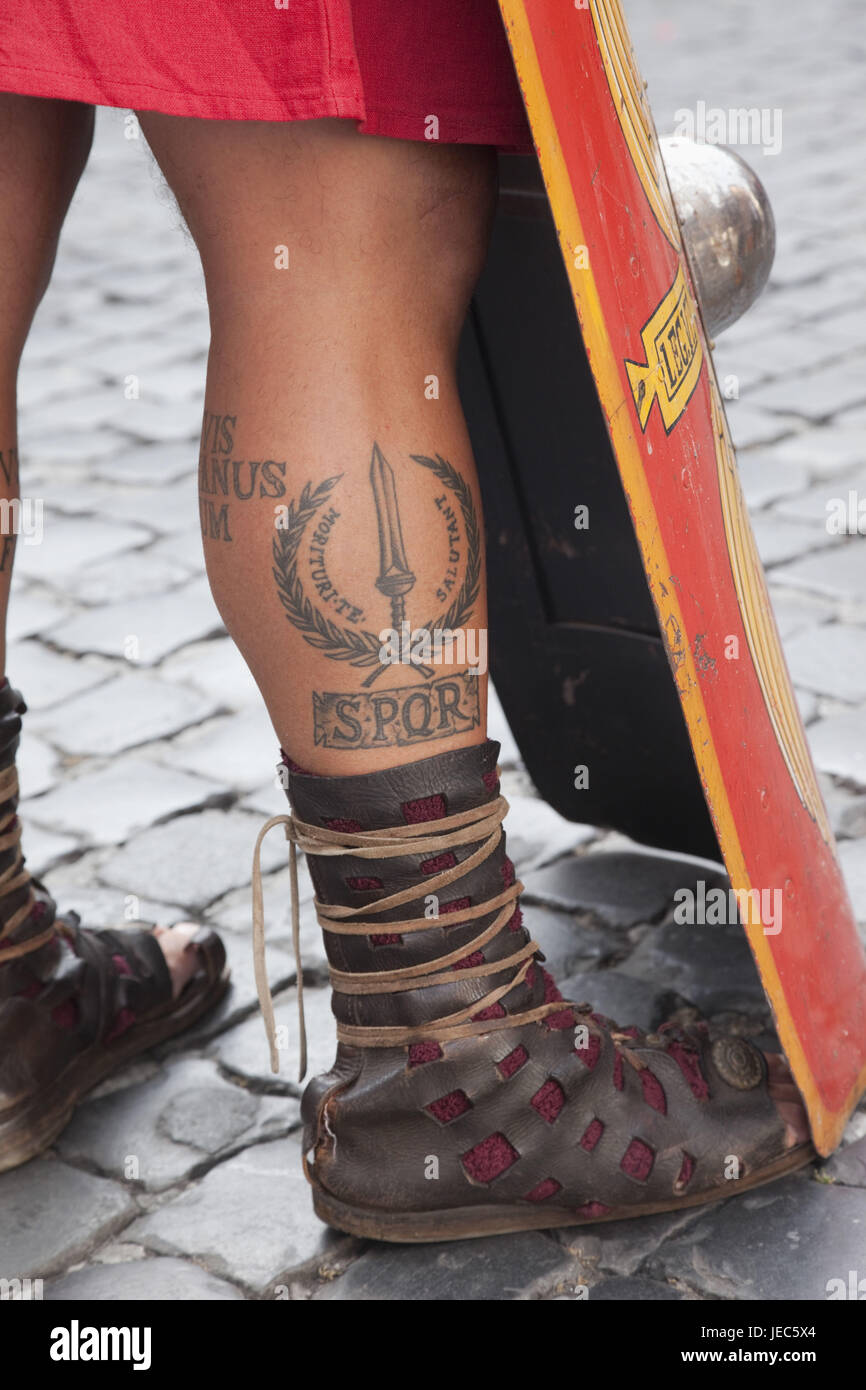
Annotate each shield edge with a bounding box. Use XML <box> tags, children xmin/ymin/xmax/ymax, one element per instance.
<box><xmin>496</xmin><ymin>0</ymin><xmax>866</xmax><ymax>1154</ymax></box>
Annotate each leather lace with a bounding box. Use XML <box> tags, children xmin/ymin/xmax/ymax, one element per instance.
<box><xmin>0</xmin><ymin>764</ymin><xmax>53</xmax><ymax>961</ymax></box>
<box><xmin>251</xmin><ymin>794</ymin><xmax>573</xmax><ymax>1081</ymax></box>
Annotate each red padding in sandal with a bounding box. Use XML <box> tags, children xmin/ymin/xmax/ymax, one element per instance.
<box><xmin>497</xmin><ymin>1044</ymin><xmax>528</xmax><ymax>1078</ymax></box>
<box><xmin>401</xmin><ymin>795</ymin><xmax>446</xmax><ymax>824</ymax></box>
<box><xmin>580</xmin><ymin>1118</ymin><xmax>604</xmax><ymax>1151</ymax></box>
<box><xmin>461</xmin><ymin>1132</ymin><xmax>519</xmax><ymax>1184</ymax></box>
<box><xmin>667</xmin><ymin>1041</ymin><xmax>710</xmax><ymax>1100</ymax></box>
<box><xmin>640</xmin><ymin>1069</ymin><xmax>667</xmax><ymax>1114</ymax></box>
<box><xmin>524</xmin><ymin>1177</ymin><xmax>562</xmax><ymax>1202</ymax></box>
<box><xmin>426</xmin><ymin>1089</ymin><xmax>472</xmax><ymax>1124</ymax></box>
<box><xmin>530</xmin><ymin>1078</ymin><xmax>566</xmax><ymax>1124</ymax></box>
<box><xmin>577</xmin><ymin>1200</ymin><xmax>610</xmax><ymax>1218</ymax></box>
<box><xmin>620</xmin><ymin>1138</ymin><xmax>655</xmax><ymax>1182</ymax></box>
<box><xmin>408</xmin><ymin>1042</ymin><xmax>443</xmax><ymax>1067</ymax></box>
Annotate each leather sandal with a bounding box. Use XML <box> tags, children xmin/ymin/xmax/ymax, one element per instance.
<box><xmin>253</xmin><ymin>739</ymin><xmax>814</xmax><ymax>1242</ymax></box>
<box><xmin>0</xmin><ymin>681</ymin><xmax>229</xmax><ymax>1172</ymax></box>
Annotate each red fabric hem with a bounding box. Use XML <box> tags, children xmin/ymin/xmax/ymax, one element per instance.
<box><xmin>0</xmin><ymin>63</ymin><xmax>532</xmax><ymax>151</ymax></box>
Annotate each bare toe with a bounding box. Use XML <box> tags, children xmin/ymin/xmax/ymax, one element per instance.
<box><xmin>152</xmin><ymin>922</ymin><xmax>202</xmax><ymax>999</ymax></box>
<box><xmin>764</xmin><ymin>1052</ymin><xmax>810</xmax><ymax>1148</ymax></box>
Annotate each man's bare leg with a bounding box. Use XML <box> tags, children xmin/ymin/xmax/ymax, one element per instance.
<box><xmin>0</xmin><ymin>94</ymin><xmax>201</xmax><ymax>995</ymax></box>
<box><xmin>139</xmin><ymin>113</ymin><xmax>807</xmax><ymax>1143</ymax></box>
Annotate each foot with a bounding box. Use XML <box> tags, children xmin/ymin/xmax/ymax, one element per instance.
<box><xmin>152</xmin><ymin>922</ymin><xmax>210</xmax><ymax>999</ymax></box>
<box><xmin>766</xmin><ymin>1052</ymin><xmax>810</xmax><ymax>1147</ymax></box>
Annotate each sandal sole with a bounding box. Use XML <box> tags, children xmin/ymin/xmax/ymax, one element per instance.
<box><xmin>309</xmin><ymin>1142</ymin><xmax>815</xmax><ymax>1242</ymax></box>
<box><xmin>0</xmin><ymin>966</ymin><xmax>229</xmax><ymax>1173</ymax></box>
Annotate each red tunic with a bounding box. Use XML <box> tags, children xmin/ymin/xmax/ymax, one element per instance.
<box><xmin>0</xmin><ymin>0</ymin><xmax>532</xmax><ymax>150</ymax></box>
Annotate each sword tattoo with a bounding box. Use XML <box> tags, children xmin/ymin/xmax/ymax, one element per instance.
<box><xmin>370</xmin><ymin>442</ymin><xmax>417</xmax><ymax>628</ymax></box>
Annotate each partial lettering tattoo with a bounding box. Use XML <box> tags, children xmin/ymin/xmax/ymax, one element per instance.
<box><xmin>313</xmin><ymin>671</ymin><xmax>480</xmax><ymax>749</ymax></box>
<box><xmin>198</xmin><ymin>411</ymin><xmax>288</xmax><ymax>543</ymax></box>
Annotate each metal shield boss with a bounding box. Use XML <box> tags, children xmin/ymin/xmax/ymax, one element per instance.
<box><xmin>465</xmin><ymin>0</ymin><xmax>866</xmax><ymax>1153</ymax></box>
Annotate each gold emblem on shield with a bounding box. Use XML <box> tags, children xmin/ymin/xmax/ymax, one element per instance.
<box><xmin>625</xmin><ymin>266</ymin><xmax>704</xmax><ymax>433</ymax></box>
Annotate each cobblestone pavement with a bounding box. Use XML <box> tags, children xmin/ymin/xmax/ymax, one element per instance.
<box><xmin>1</xmin><ymin>0</ymin><xmax>865</xmax><ymax>1302</ymax></box>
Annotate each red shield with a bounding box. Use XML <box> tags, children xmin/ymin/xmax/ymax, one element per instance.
<box><xmin>496</xmin><ymin>0</ymin><xmax>866</xmax><ymax>1153</ymax></box>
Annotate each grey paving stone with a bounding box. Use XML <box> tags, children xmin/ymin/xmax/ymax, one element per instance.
<box><xmin>92</xmin><ymin>441</ymin><xmax>200</xmax><ymax>486</ymax></box>
<box><xmin>26</xmin><ymin>755</ymin><xmax>225</xmax><ymax>846</ymax></box>
<box><xmin>752</xmin><ymin>362</ymin><xmax>866</xmax><ymax>420</ymax></box>
<box><xmin>57</xmin><ymin>1057</ymin><xmax>298</xmax><ymax>1191</ymax></box>
<box><xmin>767</xmin><ymin>589</ymin><xmax>834</xmax><ymax>639</ymax></box>
<box><xmin>502</xmin><ymin>795</ymin><xmax>596</xmax><ymax>872</ymax></box>
<box><xmin>0</xmin><ymin>1159</ymin><xmax>137</xmax><ymax>1280</ymax></box>
<box><xmin>558</xmin><ymin>969</ymin><xmax>687</xmax><ymax>1032</ymax></box>
<box><xmin>127</xmin><ymin>1135</ymin><xmax>346</xmax><ymax>1293</ymax></box>
<box><xmin>648</xmin><ymin>1176</ymin><xmax>862</xmax><ymax>1300</ymax></box>
<box><xmin>558</xmin><ymin>1207</ymin><xmax>708</xmax><ymax>1279</ymax></box>
<box><xmin>773</xmin><ymin>426</ymin><xmax>866</xmax><ymax>482</ymax></box>
<box><xmin>157</xmin><ymin>929</ymin><xmax>298</xmax><ymax>1052</ymax></box>
<box><xmin>773</xmin><ymin>541</ymin><xmax>866</xmax><ymax>602</ymax></box>
<box><xmin>205</xmin><ymin>865</ymin><xmax>325</xmax><ymax>974</ymax></box>
<box><xmin>736</xmin><ymin>450</ymin><xmax>809</xmax><ymax>509</ymax></box>
<box><xmin>23</xmin><ymin>822</ymin><xmax>81</xmax><ymax>874</ymax></box>
<box><xmin>6</xmin><ymin>590</ymin><xmax>71</xmax><ymax>642</ymax></box>
<box><xmin>316</xmin><ymin>1232</ymin><xmax>575</xmax><ymax>1300</ymax></box>
<box><xmin>808</xmin><ymin>707</ymin><xmax>866</xmax><ymax>787</ymax></box>
<box><xmin>526</xmin><ymin>905</ymin><xmax>616</xmax><ymax>977</ymax></box>
<box><xmin>34</xmin><ymin>860</ymin><xmax>186</xmax><ymax>931</ymax></box>
<box><xmin>61</xmin><ymin>548</ymin><xmax>192</xmax><ymax>605</ymax></box>
<box><xmin>590</xmin><ymin>1276</ymin><xmax>685</xmax><ymax>1300</ymax></box>
<box><xmin>5</xmin><ymin>642</ymin><xmax>114</xmax><ymax>710</ymax></box>
<box><xmin>522</xmin><ymin>851</ymin><xmax>708</xmax><ymax>929</ymax></box>
<box><xmin>50</xmin><ymin>576</ymin><xmax>223</xmax><ymax>665</ymax></box>
<box><xmin>47</xmin><ymin>1257</ymin><xmax>245</xmax><ymax>1301</ymax></box>
<box><xmin>18</xmin><ymin>362</ymin><xmax>103</xmax><ymax>412</ymax></box>
<box><xmin>726</xmin><ymin>402</ymin><xmax>796</xmax><ymax>450</ymax></box>
<box><xmin>488</xmin><ymin>683</ymin><xmax>522</xmax><ymax>768</ymax></box>
<box><xmin>14</xmin><ymin>513</ymin><xmax>150</xmax><ymax>584</ymax></box>
<box><xmin>795</xmin><ymin>687</ymin><xmax>819</xmax><ymax>724</ymax></box>
<box><xmin>751</xmin><ymin>514</ymin><xmax>831</xmax><ymax>568</ymax></box>
<box><xmin>29</xmin><ymin>672</ymin><xmax>218</xmax><ymax>757</ymax></box>
<box><xmin>784</xmin><ymin>624</ymin><xmax>866</xmax><ymax>701</ymax></box>
<box><xmin>99</xmin><ymin>807</ymin><xmax>286</xmax><ymax>909</ymax></box>
<box><xmin>214</xmin><ymin>986</ymin><xmax>336</xmax><ymax>1093</ymax></box>
<box><xmin>21</xmin><ymin>427</ymin><xmax>129</xmax><ymax>469</ymax></box>
<box><xmin>147</xmin><ymin>528</ymin><xmax>206</xmax><ymax>575</ymax></box>
<box><xmin>775</xmin><ymin>473</ymin><xmax>866</xmax><ymax>528</ymax></box>
<box><xmin>17</xmin><ymin>732</ymin><xmax>60</xmax><ymax>799</ymax></box>
<box><xmin>69</xmin><ymin>476</ymin><xmax>198</xmax><ymax>537</ymax></box>
<box><xmin>112</xmin><ymin>397</ymin><xmax>202</xmax><ymax>444</ymax></box>
<box><xmin>160</xmin><ymin>636</ymin><xmax>262</xmax><ymax>709</ymax></box>
<box><xmin>622</xmin><ymin>916</ymin><xmax>765</xmax><ymax>1013</ymax></box>
<box><xmin>838</xmin><ymin>839</ymin><xmax>866</xmax><ymax>923</ymax></box>
<box><xmin>820</xmin><ymin>1134</ymin><xmax>866</xmax><ymax>1188</ymax></box>
<box><xmin>167</xmin><ymin>709</ymin><xmax>279</xmax><ymax>793</ymax></box>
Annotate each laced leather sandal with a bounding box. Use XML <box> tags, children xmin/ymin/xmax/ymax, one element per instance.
<box><xmin>252</xmin><ymin>739</ymin><xmax>814</xmax><ymax>1243</ymax></box>
<box><xmin>0</xmin><ymin>681</ymin><xmax>229</xmax><ymax>1172</ymax></box>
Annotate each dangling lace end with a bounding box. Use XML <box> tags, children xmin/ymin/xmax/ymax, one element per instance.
<box><xmin>252</xmin><ymin>812</ymin><xmax>299</xmax><ymax>1077</ymax></box>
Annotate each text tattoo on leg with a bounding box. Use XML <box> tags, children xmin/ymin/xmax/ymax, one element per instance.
<box><xmin>198</xmin><ymin>411</ymin><xmax>289</xmax><ymax>543</ymax></box>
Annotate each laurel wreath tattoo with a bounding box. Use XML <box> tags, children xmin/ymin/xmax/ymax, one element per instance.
<box><xmin>272</xmin><ymin>453</ymin><xmax>481</xmax><ymax>687</ymax></box>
